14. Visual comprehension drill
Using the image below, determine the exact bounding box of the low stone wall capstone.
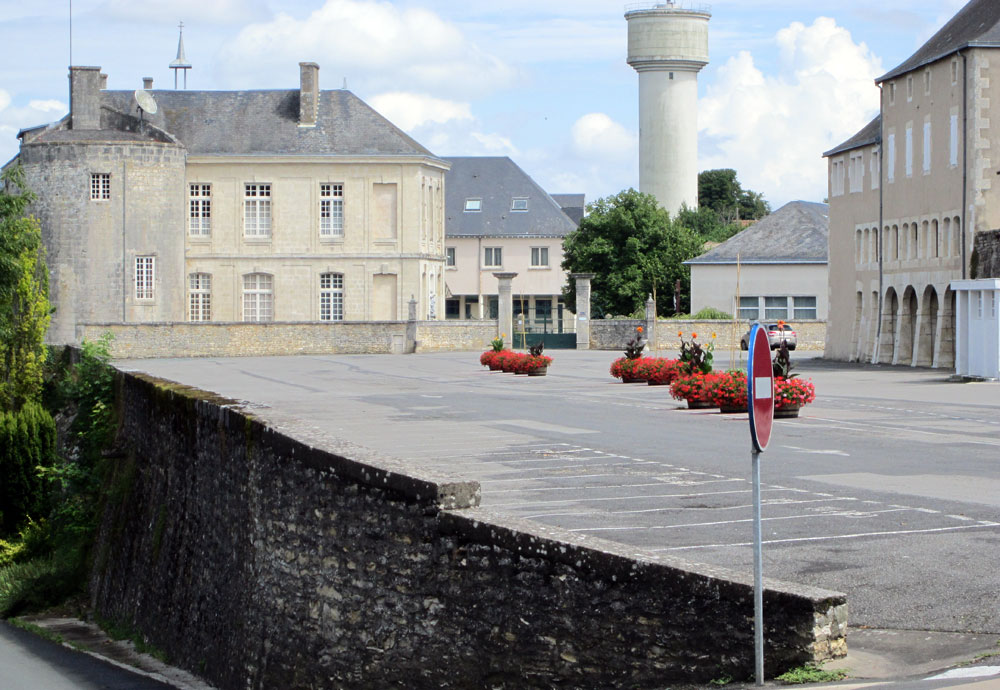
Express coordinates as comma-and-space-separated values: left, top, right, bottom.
590, 320, 827, 352
89, 370, 847, 690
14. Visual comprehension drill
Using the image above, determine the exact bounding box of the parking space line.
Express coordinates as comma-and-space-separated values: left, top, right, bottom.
567, 507, 914, 533
652, 522, 1000, 551
486, 478, 744, 494
487, 487, 793, 508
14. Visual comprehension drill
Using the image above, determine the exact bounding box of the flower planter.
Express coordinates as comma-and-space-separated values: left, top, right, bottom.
719, 405, 748, 414
622, 376, 645, 383
646, 380, 669, 386
774, 405, 800, 418
488, 362, 502, 371
687, 400, 715, 409
527, 367, 547, 377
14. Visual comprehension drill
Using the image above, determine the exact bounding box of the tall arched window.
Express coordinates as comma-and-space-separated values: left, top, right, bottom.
189, 273, 211, 321
319, 273, 344, 321
243, 273, 274, 322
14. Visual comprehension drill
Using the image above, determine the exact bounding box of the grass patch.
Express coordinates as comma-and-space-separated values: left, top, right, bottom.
777, 664, 848, 684
709, 675, 733, 685
96, 615, 168, 663
7, 616, 64, 645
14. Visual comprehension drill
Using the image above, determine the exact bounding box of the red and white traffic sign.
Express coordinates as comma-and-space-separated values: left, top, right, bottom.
747, 323, 774, 452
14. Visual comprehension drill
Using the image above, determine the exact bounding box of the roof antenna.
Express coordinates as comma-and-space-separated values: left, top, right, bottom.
170, 21, 192, 89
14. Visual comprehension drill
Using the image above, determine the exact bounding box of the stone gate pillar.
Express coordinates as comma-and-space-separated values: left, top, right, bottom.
493, 272, 518, 342
570, 273, 595, 349
645, 294, 656, 351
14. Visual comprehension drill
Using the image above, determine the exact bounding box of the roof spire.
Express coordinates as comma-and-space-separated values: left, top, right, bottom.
170, 21, 192, 89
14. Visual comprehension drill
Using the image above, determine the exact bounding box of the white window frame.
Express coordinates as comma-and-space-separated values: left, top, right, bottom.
135, 256, 154, 300
888, 81, 896, 106
511, 197, 528, 212
464, 198, 482, 212
530, 246, 549, 267
830, 157, 845, 197
445, 247, 456, 268
242, 273, 274, 322
319, 272, 344, 322
188, 272, 211, 321
484, 246, 502, 268
738, 296, 760, 321
319, 183, 344, 237
906, 75, 913, 101
189, 183, 211, 236
871, 147, 880, 190
848, 152, 864, 193
952, 59, 959, 85
887, 132, 896, 183
793, 296, 817, 320
924, 69, 931, 95
244, 183, 272, 237
91, 172, 110, 200
950, 111, 959, 167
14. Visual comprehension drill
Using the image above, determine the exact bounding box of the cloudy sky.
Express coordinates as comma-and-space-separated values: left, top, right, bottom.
0, 0, 969, 209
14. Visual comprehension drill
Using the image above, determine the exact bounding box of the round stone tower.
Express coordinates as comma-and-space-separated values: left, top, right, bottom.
625, 2, 710, 215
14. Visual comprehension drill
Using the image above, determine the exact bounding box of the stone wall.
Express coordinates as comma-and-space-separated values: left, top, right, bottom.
973, 229, 1000, 279
591, 320, 827, 352
90, 370, 847, 690
77, 320, 499, 358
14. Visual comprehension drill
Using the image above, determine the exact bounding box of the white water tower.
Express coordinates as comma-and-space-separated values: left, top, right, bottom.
625, 2, 710, 215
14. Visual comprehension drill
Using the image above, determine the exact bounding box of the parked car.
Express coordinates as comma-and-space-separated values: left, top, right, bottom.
740, 322, 797, 351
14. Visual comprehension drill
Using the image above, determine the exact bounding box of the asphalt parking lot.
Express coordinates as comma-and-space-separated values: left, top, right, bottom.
119, 349, 1000, 637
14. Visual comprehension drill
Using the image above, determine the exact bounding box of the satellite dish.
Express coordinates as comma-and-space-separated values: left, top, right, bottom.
134, 89, 158, 115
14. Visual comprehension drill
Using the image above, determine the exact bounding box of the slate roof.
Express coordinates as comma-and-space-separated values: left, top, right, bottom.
445, 157, 580, 238
550, 193, 585, 226
28, 89, 435, 158
878, 0, 1000, 83
684, 201, 828, 265
824, 115, 881, 158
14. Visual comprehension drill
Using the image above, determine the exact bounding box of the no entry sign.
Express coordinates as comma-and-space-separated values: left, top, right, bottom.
747, 323, 774, 453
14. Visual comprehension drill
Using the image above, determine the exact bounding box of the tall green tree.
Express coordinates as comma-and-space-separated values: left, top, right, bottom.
561, 189, 703, 318
0, 166, 51, 411
698, 168, 770, 223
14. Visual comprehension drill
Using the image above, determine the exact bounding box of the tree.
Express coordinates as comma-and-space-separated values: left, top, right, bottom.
0, 166, 51, 411
561, 189, 703, 318
698, 169, 770, 223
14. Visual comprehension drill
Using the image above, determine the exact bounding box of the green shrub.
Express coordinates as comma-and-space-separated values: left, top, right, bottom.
692, 307, 733, 320
0, 401, 56, 536
776, 664, 848, 684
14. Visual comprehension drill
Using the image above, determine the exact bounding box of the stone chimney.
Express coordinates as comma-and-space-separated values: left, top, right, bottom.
100, 73, 108, 89
299, 62, 319, 127
69, 66, 103, 130
143, 77, 154, 90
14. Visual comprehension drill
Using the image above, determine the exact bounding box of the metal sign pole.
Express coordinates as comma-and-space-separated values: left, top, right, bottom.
752, 446, 764, 686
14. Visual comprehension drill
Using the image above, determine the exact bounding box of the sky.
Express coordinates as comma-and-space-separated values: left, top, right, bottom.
0, 0, 970, 210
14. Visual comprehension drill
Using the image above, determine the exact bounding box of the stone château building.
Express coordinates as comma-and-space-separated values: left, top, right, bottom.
10, 62, 448, 345
824, 0, 1000, 367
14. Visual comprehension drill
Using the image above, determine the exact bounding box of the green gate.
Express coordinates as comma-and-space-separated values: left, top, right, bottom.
513, 331, 577, 349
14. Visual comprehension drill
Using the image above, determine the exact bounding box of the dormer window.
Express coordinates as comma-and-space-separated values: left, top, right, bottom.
464, 198, 482, 212
511, 198, 528, 212
888, 82, 896, 106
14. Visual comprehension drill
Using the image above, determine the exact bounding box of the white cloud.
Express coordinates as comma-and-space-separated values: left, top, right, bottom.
571, 112, 636, 161
698, 17, 883, 207
0, 90, 10, 112
368, 92, 472, 132
0, 95, 69, 164
217, 0, 515, 97
470, 132, 518, 155
27, 100, 65, 113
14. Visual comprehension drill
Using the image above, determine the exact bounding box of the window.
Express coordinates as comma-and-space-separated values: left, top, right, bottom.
952, 59, 959, 85
905, 124, 913, 177
445, 299, 460, 319
906, 75, 913, 101
764, 296, 788, 320
189, 184, 211, 236
135, 256, 154, 300
950, 112, 959, 167
446, 247, 456, 267
849, 152, 864, 193
871, 148, 880, 189
924, 69, 931, 95
511, 198, 528, 212
488, 296, 499, 319
887, 132, 896, 183
923, 120, 932, 173
90, 173, 110, 200
188, 273, 211, 321
320, 183, 344, 237
739, 296, 759, 321
464, 198, 482, 212
830, 158, 845, 196
319, 272, 344, 321
484, 247, 502, 268
242, 273, 273, 322
793, 296, 817, 320
888, 82, 896, 105
531, 246, 549, 267
244, 183, 272, 237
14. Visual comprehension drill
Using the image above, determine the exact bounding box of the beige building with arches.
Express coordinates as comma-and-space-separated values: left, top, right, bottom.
824, 0, 1000, 368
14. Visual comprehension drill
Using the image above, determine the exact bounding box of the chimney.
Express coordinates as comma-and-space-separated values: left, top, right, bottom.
100, 73, 108, 89
143, 77, 154, 90
299, 62, 319, 127
69, 66, 103, 130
